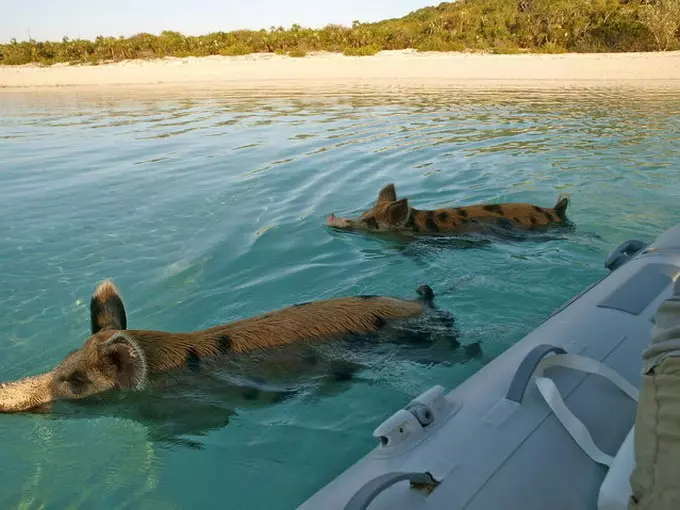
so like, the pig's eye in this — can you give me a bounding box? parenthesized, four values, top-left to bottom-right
(361, 217, 379, 229)
(64, 371, 90, 394)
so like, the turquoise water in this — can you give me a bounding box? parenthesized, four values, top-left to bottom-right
(1, 86, 679, 509)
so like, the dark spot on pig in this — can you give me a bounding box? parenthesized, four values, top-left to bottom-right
(425, 213, 439, 232)
(373, 316, 386, 329)
(437, 211, 449, 222)
(456, 208, 468, 218)
(513, 217, 521, 223)
(216, 335, 232, 354)
(483, 204, 504, 215)
(544, 211, 555, 222)
(186, 347, 200, 372)
(530, 216, 538, 225)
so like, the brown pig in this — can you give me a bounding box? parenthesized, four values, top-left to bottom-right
(0, 279, 474, 413)
(327, 183, 571, 236)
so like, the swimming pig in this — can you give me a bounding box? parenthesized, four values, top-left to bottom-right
(0, 279, 479, 413)
(327, 183, 571, 236)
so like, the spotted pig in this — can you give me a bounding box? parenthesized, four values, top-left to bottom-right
(327, 183, 571, 236)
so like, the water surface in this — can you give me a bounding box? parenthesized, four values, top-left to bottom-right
(1, 86, 680, 509)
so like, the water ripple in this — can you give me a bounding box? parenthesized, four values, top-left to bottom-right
(1, 86, 680, 510)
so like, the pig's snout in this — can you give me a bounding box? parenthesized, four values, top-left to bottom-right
(326, 214, 353, 229)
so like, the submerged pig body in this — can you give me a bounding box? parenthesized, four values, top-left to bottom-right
(0, 280, 472, 413)
(327, 183, 571, 236)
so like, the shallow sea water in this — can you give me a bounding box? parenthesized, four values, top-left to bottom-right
(1, 85, 680, 509)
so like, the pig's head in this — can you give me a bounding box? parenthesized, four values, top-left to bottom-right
(0, 280, 148, 413)
(327, 183, 412, 233)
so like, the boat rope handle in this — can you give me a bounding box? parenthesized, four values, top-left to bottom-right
(343, 471, 437, 510)
(533, 353, 639, 467)
(505, 344, 568, 403)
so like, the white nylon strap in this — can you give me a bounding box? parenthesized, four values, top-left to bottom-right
(533, 353, 639, 467)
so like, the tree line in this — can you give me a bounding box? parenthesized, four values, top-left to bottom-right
(2, 0, 680, 65)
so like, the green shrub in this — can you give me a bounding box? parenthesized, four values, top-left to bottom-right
(288, 47, 307, 57)
(342, 45, 380, 56)
(219, 43, 253, 56)
(492, 44, 523, 54)
(537, 42, 568, 54)
(415, 39, 466, 52)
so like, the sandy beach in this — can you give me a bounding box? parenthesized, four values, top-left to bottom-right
(2, 49, 680, 91)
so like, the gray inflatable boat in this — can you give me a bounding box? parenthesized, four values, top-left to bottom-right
(299, 223, 680, 510)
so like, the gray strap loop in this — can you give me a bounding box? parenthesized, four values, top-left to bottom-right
(343, 471, 437, 510)
(505, 344, 567, 403)
(604, 239, 647, 272)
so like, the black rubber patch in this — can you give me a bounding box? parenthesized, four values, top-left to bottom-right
(598, 264, 672, 315)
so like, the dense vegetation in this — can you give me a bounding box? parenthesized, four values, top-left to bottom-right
(2, 0, 680, 65)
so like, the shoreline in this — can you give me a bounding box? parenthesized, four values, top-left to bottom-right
(3, 50, 680, 91)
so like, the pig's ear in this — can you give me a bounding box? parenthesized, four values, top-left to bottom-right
(377, 184, 397, 204)
(98, 332, 147, 391)
(386, 199, 410, 225)
(90, 280, 127, 334)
